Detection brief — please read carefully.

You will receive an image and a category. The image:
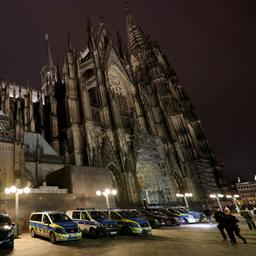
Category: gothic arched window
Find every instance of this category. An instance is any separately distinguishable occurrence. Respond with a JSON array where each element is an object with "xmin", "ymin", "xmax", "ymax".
[
  {"xmin": 88, "ymin": 87, "xmax": 99, "ymax": 107},
  {"xmin": 107, "ymin": 65, "xmax": 134, "ymax": 129}
]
